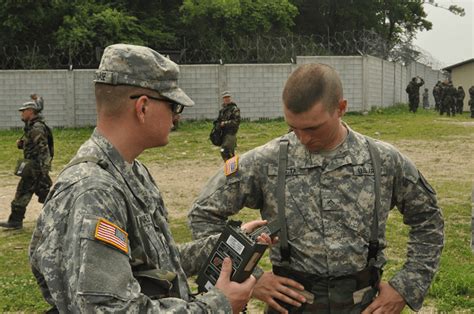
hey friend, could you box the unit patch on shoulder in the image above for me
[224,155,239,176]
[95,218,129,254]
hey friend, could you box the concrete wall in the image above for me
[0,56,443,129]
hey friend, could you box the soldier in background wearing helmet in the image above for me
[0,100,53,230]
[440,80,457,117]
[405,76,424,113]
[215,91,241,160]
[29,44,271,313]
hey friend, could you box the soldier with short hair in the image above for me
[29,44,270,313]
[215,91,241,160]
[0,101,53,230]
[189,63,444,313]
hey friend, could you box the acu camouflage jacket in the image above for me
[189,125,444,311]
[29,129,230,313]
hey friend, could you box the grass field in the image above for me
[0,104,473,312]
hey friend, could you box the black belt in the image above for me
[273,265,381,291]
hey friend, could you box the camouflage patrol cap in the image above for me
[221,91,232,98]
[18,101,37,111]
[94,44,194,108]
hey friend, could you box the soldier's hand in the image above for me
[215,257,256,313]
[362,281,406,314]
[241,219,275,245]
[252,271,306,313]
[16,139,24,149]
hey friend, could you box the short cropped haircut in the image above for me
[95,84,162,117]
[95,84,133,117]
[282,63,343,114]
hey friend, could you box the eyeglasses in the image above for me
[130,95,184,114]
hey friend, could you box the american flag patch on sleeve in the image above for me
[94,218,129,254]
[224,155,239,176]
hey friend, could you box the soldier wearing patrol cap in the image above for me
[215,90,241,160]
[0,100,53,230]
[189,63,444,313]
[29,43,270,313]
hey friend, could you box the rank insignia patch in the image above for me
[224,155,239,176]
[95,218,129,254]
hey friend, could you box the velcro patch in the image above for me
[95,218,129,254]
[224,155,239,176]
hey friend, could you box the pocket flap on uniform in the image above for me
[133,269,177,298]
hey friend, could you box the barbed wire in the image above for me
[1,29,435,69]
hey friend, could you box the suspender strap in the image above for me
[365,137,381,266]
[277,139,291,265]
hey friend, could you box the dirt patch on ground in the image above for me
[1,135,472,224]
[434,118,474,127]
[0,159,223,224]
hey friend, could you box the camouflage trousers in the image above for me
[408,96,419,113]
[266,266,380,314]
[220,133,237,161]
[9,172,52,223]
[456,100,464,114]
[440,99,456,116]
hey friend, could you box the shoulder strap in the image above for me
[59,156,109,177]
[277,138,291,266]
[365,137,381,266]
[34,120,54,158]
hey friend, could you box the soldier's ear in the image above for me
[337,99,347,117]
[133,98,147,123]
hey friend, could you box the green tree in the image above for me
[179,0,298,42]
[0,0,58,46]
[290,0,465,56]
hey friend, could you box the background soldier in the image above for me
[433,81,442,111]
[189,63,444,313]
[469,85,474,118]
[405,76,424,113]
[215,91,241,160]
[456,86,465,114]
[0,101,53,229]
[422,88,430,109]
[29,44,269,313]
[440,80,457,117]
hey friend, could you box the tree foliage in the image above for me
[179,0,297,45]
[0,0,466,68]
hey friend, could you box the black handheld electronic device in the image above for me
[196,220,280,292]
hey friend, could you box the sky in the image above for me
[413,0,473,69]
